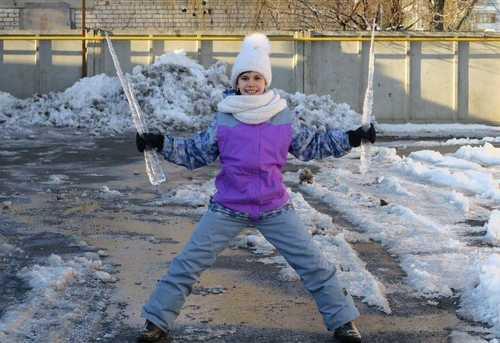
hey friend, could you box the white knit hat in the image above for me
[230,33,272,89]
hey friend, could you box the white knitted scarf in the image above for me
[217,90,287,124]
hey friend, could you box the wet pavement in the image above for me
[0,127,491,342]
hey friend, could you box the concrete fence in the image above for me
[1,33,500,124]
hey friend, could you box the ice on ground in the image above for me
[484,210,500,245]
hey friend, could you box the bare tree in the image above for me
[258,0,480,31]
[426,0,478,31]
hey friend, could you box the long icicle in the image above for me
[104,33,166,186]
[360,21,376,175]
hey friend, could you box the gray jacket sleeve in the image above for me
[161,120,219,170]
[289,122,352,161]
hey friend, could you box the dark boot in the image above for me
[137,320,172,343]
[334,321,362,343]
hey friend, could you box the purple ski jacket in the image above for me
[162,108,352,219]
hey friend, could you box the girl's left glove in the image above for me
[136,132,164,153]
[346,124,376,147]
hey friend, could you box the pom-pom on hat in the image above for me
[230,33,272,89]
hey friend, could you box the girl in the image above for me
[136,33,375,343]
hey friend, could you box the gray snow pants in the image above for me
[142,202,359,332]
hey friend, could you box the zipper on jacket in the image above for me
[258,124,262,214]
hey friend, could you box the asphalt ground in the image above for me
[0,127,489,342]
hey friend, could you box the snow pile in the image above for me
[0,91,17,124]
[155,179,215,207]
[395,158,499,201]
[409,150,483,170]
[376,176,413,196]
[238,233,276,256]
[454,143,500,167]
[18,254,82,291]
[484,210,500,245]
[378,123,500,138]
[238,189,391,313]
[446,190,470,213]
[449,330,490,343]
[0,242,21,256]
[290,191,337,235]
[315,233,391,313]
[0,52,228,135]
[459,254,500,337]
[287,143,500,337]
[100,185,123,198]
[370,146,402,163]
[400,253,479,297]
[277,90,361,131]
[15,253,106,295]
[127,54,228,132]
[44,174,69,185]
[446,137,500,146]
[1,52,361,136]
[0,253,113,341]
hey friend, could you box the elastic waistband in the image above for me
[208,198,293,221]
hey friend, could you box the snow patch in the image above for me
[459,254,500,337]
[484,210,500,245]
[454,143,500,167]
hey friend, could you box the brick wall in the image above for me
[74,0,299,32]
[0,9,20,30]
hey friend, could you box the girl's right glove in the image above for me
[346,124,376,147]
[136,132,165,153]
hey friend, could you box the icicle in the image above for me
[104,33,166,186]
[360,21,376,175]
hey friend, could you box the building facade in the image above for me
[473,0,500,31]
[0,0,299,33]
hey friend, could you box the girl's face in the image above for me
[236,71,266,95]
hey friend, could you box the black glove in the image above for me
[136,132,164,153]
[346,124,376,147]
